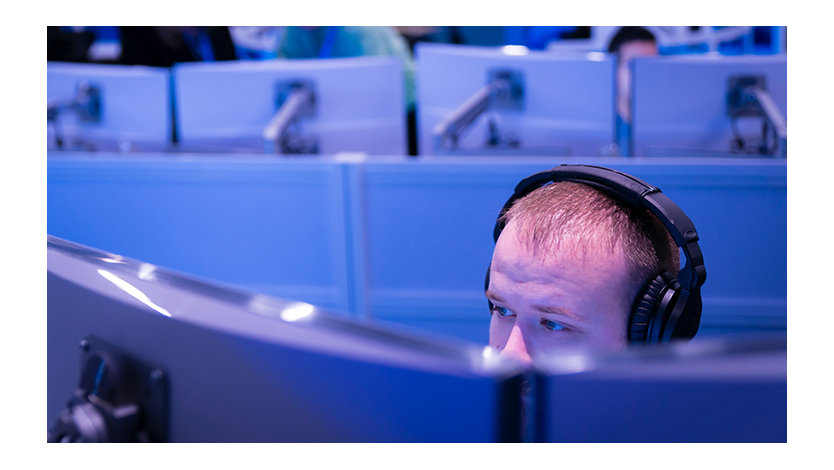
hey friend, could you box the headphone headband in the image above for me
[497,165,697,246]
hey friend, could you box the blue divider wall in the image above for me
[48,153,786,344]
[47,153,356,313]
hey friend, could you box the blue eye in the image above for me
[492,306,514,317]
[541,319,566,331]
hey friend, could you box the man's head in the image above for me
[608,27,659,122]
[486,180,679,363]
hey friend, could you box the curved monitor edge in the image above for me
[47,235,523,379]
[532,331,787,377]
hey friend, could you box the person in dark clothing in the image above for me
[118,26,237,67]
[48,26,95,63]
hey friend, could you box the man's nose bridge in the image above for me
[507,323,523,343]
[504,323,530,357]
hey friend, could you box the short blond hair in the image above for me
[499,181,679,296]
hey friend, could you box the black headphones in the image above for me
[487,164,707,344]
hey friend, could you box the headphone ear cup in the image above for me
[629,272,676,344]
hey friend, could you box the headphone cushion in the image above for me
[629,272,675,343]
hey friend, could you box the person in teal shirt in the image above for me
[277,26,418,155]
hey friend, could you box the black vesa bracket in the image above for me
[726,75,766,116]
[48,336,169,443]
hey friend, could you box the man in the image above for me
[608,27,660,155]
[485,175,682,364]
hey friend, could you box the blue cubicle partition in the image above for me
[47,153,358,313]
[172,57,406,155]
[47,62,171,152]
[48,154,786,344]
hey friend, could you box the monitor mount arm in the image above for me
[47,81,102,150]
[48,336,169,443]
[263,80,318,155]
[432,69,524,154]
[750,85,787,157]
[727,75,787,157]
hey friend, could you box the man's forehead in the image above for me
[494,220,626,271]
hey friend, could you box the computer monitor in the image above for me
[47,62,172,152]
[172,56,406,155]
[47,236,524,442]
[415,43,615,157]
[532,334,786,442]
[630,54,787,157]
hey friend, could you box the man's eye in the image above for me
[541,319,566,331]
[492,306,514,317]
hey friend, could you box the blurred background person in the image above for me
[119,26,237,67]
[47,26,96,63]
[607,27,659,155]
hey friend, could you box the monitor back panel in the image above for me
[47,238,523,442]
[534,338,786,442]
[47,62,171,151]
[173,56,406,155]
[631,54,787,157]
[416,43,614,156]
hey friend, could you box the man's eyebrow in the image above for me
[532,304,580,320]
[484,290,504,303]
